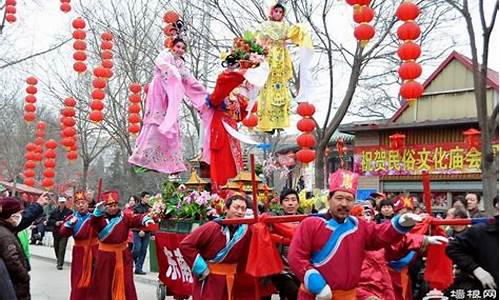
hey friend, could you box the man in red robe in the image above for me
[86,191,154,300]
[179,194,259,300]
[287,170,423,300]
[59,191,98,300]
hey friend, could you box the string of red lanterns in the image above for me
[24,121,46,186]
[5,0,17,23]
[24,76,38,122]
[60,0,71,13]
[60,98,78,161]
[396,1,423,105]
[42,139,58,190]
[346,0,375,47]
[72,18,87,74]
[296,102,317,164]
[128,83,142,135]
[89,32,114,123]
[242,104,258,129]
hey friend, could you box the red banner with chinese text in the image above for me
[155,232,192,296]
[353,143,499,176]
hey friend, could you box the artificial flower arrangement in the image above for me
[220,31,268,68]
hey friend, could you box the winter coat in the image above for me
[0,219,30,300]
[17,202,44,233]
[0,257,17,300]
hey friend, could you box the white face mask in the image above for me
[8,212,22,227]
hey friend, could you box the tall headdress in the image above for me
[328,169,359,197]
[163,11,187,49]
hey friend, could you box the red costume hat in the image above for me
[101,190,119,205]
[73,191,88,203]
[0,197,22,219]
[392,195,415,212]
[329,169,359,197]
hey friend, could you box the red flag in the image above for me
[245,222,283,277]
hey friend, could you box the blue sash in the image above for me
[311,216,358,267]
[389,250,416,272]
[98,214,123,241]
[209,224,248,263]
[73,213,91,236]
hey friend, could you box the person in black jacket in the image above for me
[132,191,151,275]
[0,197,30,300]
[446,197,498,295]
[47,196,72,270]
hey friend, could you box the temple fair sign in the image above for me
[354,143,499,176]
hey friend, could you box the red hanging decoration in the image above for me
[389,133,406,151]
[296,118,316,132]
[397,22,421,41]
[346,0,375,47]
[42,139,57,190]
[242,114,258,128]
[24,76,38,122]
[5,0,17,24]
[296,102,317,164]
[398,61,422,80]
[296,149,316,164]
[397,41,421,61]
[396,2,420,21]
[353,6,374,24]
[400,80,423,102]
[297,133,316,148]
[128,83,142,134]
[60,2,71,13]
[72,18,87,74]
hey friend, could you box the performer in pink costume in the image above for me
[129,38,207,174]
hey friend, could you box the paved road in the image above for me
[30,257,158,300]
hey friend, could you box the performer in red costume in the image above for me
[86,191,154,300]
[200,55,269,189]
[179,194,270,300]
[287,169,423,300]
[59,191,98,300]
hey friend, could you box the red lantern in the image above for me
[73,62,87,73]
[128,113,141,124]
[400,80,423,101]
[398,61,422,80]
[63,97,76,107]
[62,127,76,137]
[25,143,36,152]
[242,114,258,128]
[73,51,87,61]
[102,51,113,60]
[5,14,16,23]
[24,160,36,169]
[36,121,46,130]
[6,0,16,6]
[353,6,374,23]
[24,112,36,122]
[92,78,107,89]
[396,2,420,21]
[128,104,141,114]
[67,151,78,160]
[91,89,105,100]
[103,68,113,79]
[102,60,113,69]
[24,169,36,178]
[44,150,57,160]
[296,149,316,164]
[26,76,38,85]
[101,32,113,41]
[72,18,86,29]
[90,100,104,111]
[100,41,113,50]
[36,129,45,138]
[129,94,141,103]
[25,95,37,103]
[41,178,54,189]
[73,40,87,51]
[44,159,56,168]
[463,128,481,148]
[128,124,141,134]
[45,139,57,149]
[24,104,36,112]
[297,102,316,117]
[354,23,375,42]
[61,137,76,148]
[43,168,55,178]
[26,85,37,95]
[93,67,107,78]
[62,107,76,117]
[72,30,86,39]
[397,22,421,41]
[397,42,421,61]
[6,5,16,14]
[164,11,179,23]
[297,118,316,132]
[25,152,36,161]
[296,133,316,148]
[129,83,142,93]
[60,3,71,12]
[35,153,43,162]
[89,111,104,122]
[62,117,76,127]
[24,178,36,187]
[389,133,406,150]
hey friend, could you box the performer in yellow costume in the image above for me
[256,1,313,132]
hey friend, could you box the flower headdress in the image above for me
[163,11,188,49]
[221,31,268,68]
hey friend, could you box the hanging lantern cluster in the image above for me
[5,0,16,23]
[60,98,78,161]
[89,32,114,123]
[389,133,406,152]
[24,76,38,122]
[128,83,142,134]
[463,128,481,149]
[23,141,38,187]
[100,32,114,77]
[163,11,182,48]
[33,121,46,164]
[242,104,258,129]
[72,18,87,74]
[296,102,317,164]
[396,1,423,105]
[346,0,375,47]
[42,139,58,190]
[60,0,71,13]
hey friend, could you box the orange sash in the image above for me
[98,241,128,300]
[207,262,237,300]
[300,283,356,300]
[74,237,98,288]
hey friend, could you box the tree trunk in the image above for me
[314,142,327,188]
[82,161,89,191]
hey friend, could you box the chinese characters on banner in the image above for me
[353,143,499,176]
[155,232,192,297]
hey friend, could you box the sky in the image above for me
[2,0,499,131]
